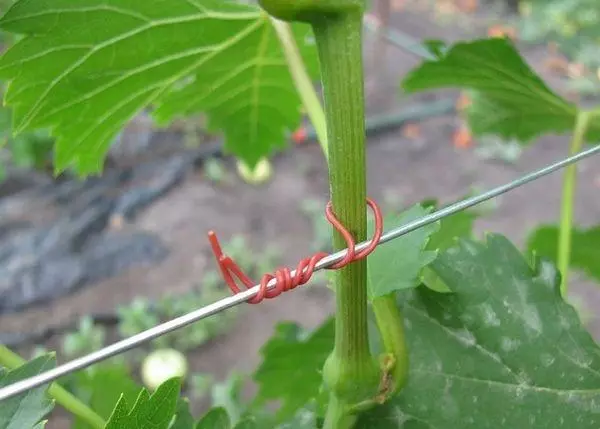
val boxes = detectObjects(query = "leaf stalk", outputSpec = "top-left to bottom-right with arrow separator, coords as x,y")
558,110 -> 591,295
270,18 -> 329,160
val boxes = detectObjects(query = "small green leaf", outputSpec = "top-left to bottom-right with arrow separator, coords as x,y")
0,354 -> 55,429
358,234 -> 600,428
527,225 -> 600,283
105,377 -> 181,429
402,38 -> 588,143
253,318 -> 334,422
170,398 -> 195,429
0,0 -> 318,175
195,407 -> 230,429
367,205 -> 439,298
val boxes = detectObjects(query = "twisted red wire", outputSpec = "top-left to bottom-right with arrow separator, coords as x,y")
207,198 -> 383,304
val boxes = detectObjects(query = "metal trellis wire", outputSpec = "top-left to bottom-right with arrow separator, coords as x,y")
0,143 -> 599,402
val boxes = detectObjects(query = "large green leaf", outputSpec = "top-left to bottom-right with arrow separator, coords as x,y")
358,234 -> 600,428
0,354 -> 55,429
527,225 -> 600,283
367,205 -> 439,299
0,0 -> 318,174
104,377 -> 181,429
401,38 -> 600,143
252,319 -> 334,423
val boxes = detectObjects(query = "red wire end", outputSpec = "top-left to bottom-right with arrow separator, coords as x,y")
292,127 -> 308,144
207,198 -> 383,304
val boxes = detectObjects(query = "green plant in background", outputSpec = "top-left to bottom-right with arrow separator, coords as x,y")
203,157 -> 229,185
181,114 -> 208,148
50,233 -> 279,393
475,136 -> 522,163
189,372 -> 213,400
399,37 -> 600,296
0,99 -> 55,178
519,0 -> 600,96
117,299 -> 161,347
152,273 -> 238,351
116,235 -> 271,355
0,1 -> 600,429
62,317 -> 107,361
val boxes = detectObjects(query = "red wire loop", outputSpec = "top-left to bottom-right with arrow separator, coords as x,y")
207,198 -> 383,304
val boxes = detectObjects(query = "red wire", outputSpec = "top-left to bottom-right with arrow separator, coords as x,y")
207,198 -> 383,304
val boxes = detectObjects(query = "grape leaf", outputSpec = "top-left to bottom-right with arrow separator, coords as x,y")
401,38 -> 598,143
527,224 -> 600,283
0,0 -> 318,175
104,377 -> 181,429
252,318 -> 334,422
358,234 -> 600,428
0,354 -> 55,429
367,205 -> 439,298
196,408 -> 230,429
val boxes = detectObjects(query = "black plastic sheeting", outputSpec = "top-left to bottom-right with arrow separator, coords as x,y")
0,144 -> 220,315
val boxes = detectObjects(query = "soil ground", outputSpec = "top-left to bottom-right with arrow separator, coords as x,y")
2,2 -> 600,426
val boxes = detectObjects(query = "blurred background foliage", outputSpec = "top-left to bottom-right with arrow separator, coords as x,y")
518,0 -> 600,96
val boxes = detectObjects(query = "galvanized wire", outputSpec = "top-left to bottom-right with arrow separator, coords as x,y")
0,143 -> 599,402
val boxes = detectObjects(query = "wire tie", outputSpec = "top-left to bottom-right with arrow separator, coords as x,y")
207,198 -> 383,304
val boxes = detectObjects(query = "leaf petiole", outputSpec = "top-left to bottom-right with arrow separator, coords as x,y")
557,110 -> 591,295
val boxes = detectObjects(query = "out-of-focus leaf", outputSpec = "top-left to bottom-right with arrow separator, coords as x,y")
527,224 -> 600,283
195,407 -> 230,429
211,372 -> 246,426
252,319 -> 334,423
402,38 -> 600,143
169,399 -> 195,429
